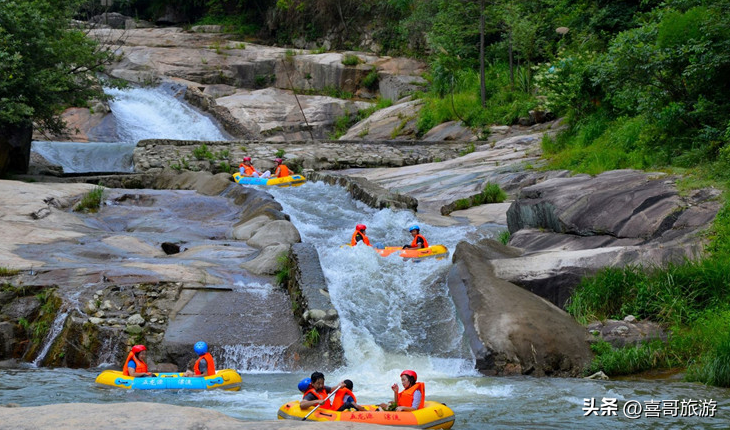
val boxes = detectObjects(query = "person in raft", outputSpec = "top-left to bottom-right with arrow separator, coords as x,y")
183,341 -> 216,377
351,224 -> 371,246
239,156 -> 271,178
300,371 -> 345,410
122,344 -> 153,377
379,369 -> 425,412
331,379 -> 366,412
273,158 -> 292,178
402,225 -> 428,249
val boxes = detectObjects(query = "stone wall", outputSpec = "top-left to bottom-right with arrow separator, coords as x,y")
133,139 -> 475,174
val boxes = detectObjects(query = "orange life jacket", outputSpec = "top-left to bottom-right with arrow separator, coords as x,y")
330,388 -> 357,411
397,382 -> 425,409
411,234 -> 428,248
240,163 -> 256,176
193,353 -> 216,376
276,164 -> 291,178
122,351 -> 148,376
303,387 -> 333,410
351,230 -> 371,246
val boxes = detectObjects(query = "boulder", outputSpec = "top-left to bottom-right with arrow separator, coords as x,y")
240,243 -> 291,275
448,240 -> 592,376
247,221 -> 301,248
422,121 -> 476,141
587,318 -> 667,348
232,215 -> 272,241
339,99 -> 422,140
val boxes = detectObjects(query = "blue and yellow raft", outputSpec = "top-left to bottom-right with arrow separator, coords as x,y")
232,172 -> 306,187
95,369 -> 242,391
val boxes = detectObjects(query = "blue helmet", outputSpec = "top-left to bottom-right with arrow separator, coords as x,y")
298,377 -> 311,392
194,341 -> 208,355
409,225 -> 420,232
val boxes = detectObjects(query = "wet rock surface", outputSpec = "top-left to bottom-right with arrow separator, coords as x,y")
0,172 -> 332,370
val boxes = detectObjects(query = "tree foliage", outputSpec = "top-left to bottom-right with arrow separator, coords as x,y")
0,0 -> 116,134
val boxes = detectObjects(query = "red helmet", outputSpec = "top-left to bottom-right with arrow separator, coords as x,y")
356,224 -> 366,231
400,369 -> 417,381
243,156 -> 252,162
275,158 -> 283,164
131,345 -> 146,354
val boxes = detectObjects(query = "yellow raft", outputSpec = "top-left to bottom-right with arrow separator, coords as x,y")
375,244 -> 449,260
277,400 -> 454,429
95,368 -> 242,391
232,172 -> 306,187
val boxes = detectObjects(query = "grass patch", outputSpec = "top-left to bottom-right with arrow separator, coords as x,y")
498,230 -> 511,245
0,267 -> 20,277
275,252 -> 293,285
193,144 -> 215,160
341,54 -> 361,66
304,327 -> 320,348
74,187 -> 104,213
566,258 -> 730,327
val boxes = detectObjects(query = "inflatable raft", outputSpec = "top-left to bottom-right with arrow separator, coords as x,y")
375,244 -> 449,260
95,368 -> 242,391
232,172 -> 306,187
277,400 -> 455,429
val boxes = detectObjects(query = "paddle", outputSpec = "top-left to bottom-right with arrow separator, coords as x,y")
302,385 -> 342,421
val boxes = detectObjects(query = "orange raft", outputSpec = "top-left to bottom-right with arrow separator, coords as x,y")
277,400 -> 455,429
375,244 -> 449,260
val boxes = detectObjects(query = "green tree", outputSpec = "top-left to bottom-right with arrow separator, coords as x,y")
0,0 -> 116,135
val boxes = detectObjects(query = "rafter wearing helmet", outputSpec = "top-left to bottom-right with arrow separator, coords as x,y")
351,224 -> 371,246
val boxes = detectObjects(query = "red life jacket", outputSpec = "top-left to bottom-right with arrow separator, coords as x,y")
351,230 -> 371,246
240,164 -> 256,176
330,388 -> 357,411
276,164 -> 291,178
303,387 -> 333,410
410,234 -> 428,248
397,382 -> 425,409
193,353 -> 216,376
122,351 -> 148,376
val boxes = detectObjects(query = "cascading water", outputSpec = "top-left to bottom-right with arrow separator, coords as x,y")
8,87 -> 729,430
30,83 -> 229,174
266,182 -> 491,395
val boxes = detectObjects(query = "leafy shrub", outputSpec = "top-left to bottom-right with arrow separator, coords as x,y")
361,67 -> 379,90
341,54 -> 361,66
192,144 -> 214,160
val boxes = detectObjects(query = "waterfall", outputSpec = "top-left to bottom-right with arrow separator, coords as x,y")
218,345 -> 289,372
31,83 -> 229,174
31,310 -> 70,367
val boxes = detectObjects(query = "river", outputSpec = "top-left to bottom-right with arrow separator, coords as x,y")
8,84 -> 727,429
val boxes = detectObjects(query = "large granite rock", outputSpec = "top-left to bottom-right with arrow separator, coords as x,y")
500,170 -> 722,307
448,240 -> 592,376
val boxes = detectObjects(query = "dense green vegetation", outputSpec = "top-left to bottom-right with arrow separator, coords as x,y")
0,0 -> 117,135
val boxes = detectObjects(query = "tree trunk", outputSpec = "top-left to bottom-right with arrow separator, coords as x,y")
479,0 -> 486,108
0,121 -> 33,176
509,30 -> 514,88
